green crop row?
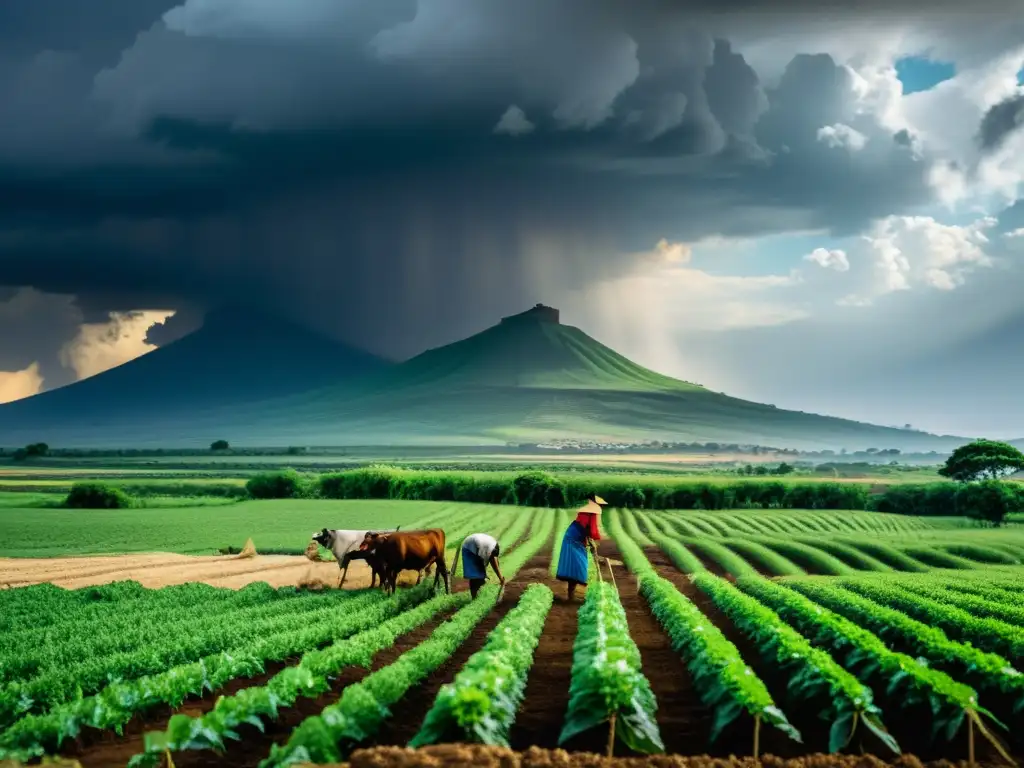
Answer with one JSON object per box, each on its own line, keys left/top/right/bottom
{"left": 559, "top": 580, "right": 664, "bottom": 754}
{"left": 0, "top": 580, "right": 303, "bottom": 657}
{"left": 128, "top": 588, "right": 468, "bottom": 768}
{"left": 128, "top": 515, "right": 554, "bottom": 767}
{"left": 409, "top": 584, "right": 554, "bottom": 747}
{"left": 691, "top": 573, "right": 896, "bottom": 753}
{"left": 0, "top": 585, "right": 432, "bottom": 762}
{"left": 261, "top": 586, "right": 504, "bottom": 767}
{"left": 0, "top": 579, "right": 256, "bottom": 633}
{"left": 0, "top": 587, "right": 347, "bottom": 689}
{"left": 783, "top": 579, "right": 1024, "bottom": 716}
{"left": 630, "top": 511, "right": 707, "bottom": 573}
{"left": 939, "top": 578, "right": 1024, "bottom": 607}
{"left": 734, "top": 578, "right": 1005, "bottom": 750}
{"left": 892, "top": 579, "right": 1024, "bottom": 627}
{"left": 606, "top": 514, "right": 800, "bottom": 749}
{"left": 837, "top": 580, "right": 1024, "bottom": 661}
{"left": 0, "top": 588, "right": 377, "bottom": 727}
{"left": 718, "top": 540, "right": 805, "bottom": 577}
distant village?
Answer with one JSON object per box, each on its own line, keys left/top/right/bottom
{"left": 511, "top": 439, "right": 943, "bottom": 462}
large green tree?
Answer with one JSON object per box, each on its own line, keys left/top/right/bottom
{"left": 939, "top": 439, "right": 1024, "bottom": 482}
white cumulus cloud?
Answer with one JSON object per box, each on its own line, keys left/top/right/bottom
{"left": 804, "top": 247, "right": 850, "bottom": 271}
{"left": 816, "top": 123, "right": 868, "bottom": 151}
{"left": 861, "top": 214, "right": 996, "bottom": 294}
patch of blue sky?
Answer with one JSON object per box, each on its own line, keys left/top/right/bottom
{"left": 691, "top": 231, "right": 848, "bottom": 276}
{"left": 895, "top": 56, "right": 956, "bottom": 95}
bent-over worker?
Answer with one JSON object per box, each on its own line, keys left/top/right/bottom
{"left": 459, "top": 532, "right": 505, "bottom": 598}
{"left": 556, "top": 495, "right": 606, "bottom": 601}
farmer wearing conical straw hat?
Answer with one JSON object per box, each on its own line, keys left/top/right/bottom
{"left": 555, "top": 494, "right": 606, "bottom": 601}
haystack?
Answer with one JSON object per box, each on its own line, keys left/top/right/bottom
{"left": 236, "top": 537, "right": 258, "bottom": 559}
{"left": 304, "top": 540, "right": 323, "bottom": 561}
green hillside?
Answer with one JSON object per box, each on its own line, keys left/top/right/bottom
{"left": 0, "top": 305, "right": 972, "bottom": 451}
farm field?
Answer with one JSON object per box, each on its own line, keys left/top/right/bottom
{"left": 0, "top": 502, "right": 1022, "bottom": 767}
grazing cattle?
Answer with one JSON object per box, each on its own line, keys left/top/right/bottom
{"left": 361, "top": 528, "right": 449, "bottom": 595}
{"left": 312, "top": 527, "right": 400, "bottom": 588}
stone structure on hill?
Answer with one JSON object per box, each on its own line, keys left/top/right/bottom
{"left": 500, "top": 303, "right": 560, "bottom": 325}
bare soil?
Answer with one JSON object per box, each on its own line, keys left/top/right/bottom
{"left": 509, "top": 555, "right": 585, "bottom": 753}
{"left": 337, "top": 745, "right": 993, "bottom": 768}
{"left": 0, "top": 553, "right": 421, "bottom": 590}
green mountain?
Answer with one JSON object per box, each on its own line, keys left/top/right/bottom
{"left": 0, "top": 304, "right": 971, "bottom": 450}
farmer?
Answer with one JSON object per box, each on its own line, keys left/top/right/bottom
{"left": 456, "top": 532, "right": 505, "bottom": 598}
{"left": 556, "top": 495, "right": 606, "bottom": 601}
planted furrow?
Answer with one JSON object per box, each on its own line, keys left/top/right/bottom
{"left": 784, "top": 578, "right": 1024, "bottom": 726}
{"left": 690, "top": 573, "right": 897, "bottom": 755}
{"left": 735, "top": 577, "right": 1012, "bottom": 762}
{"left": 839, "top": 579, "right": 1024, "bottom": 660}
{"left": 607, "top": 514, "right": 800, "bottom": 756}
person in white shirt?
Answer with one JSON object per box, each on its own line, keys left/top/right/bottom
{"left": 457, "top": 532, "right": 505, "bottom": 598}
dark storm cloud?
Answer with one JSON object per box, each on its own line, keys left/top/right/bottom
{"left": 0, "top": 0, "right": 1017, "bottom": 367}
{"left": 977, "top": 93, "right": 1024, "bottom": 152}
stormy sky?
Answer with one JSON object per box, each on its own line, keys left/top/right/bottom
{"left": 1, "top": 0, "right": 1024, "bottom": 438}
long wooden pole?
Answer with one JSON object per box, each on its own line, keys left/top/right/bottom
{"left": 607, "top": 713, "right": 617, "bottom": 757}
{"left": 969, "top": 714, "right": 975, "bottom": 768}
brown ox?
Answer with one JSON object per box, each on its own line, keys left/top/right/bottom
{"left": 361, "top": 528, "right": 449, "bottom": 595}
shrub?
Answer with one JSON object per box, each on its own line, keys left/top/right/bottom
{"left": 954, "top": 480, "right": 1019, "bottom": 526}
{"left": 319, "top": 465, "right": 399, "bottom": 499}
{"left": 65, "top": 482, "right": 136, "bottom": 509}
{"left": 210, "top": 440, "right": 230, "bottom": 451}
{"left": 619, "top": 485, "right": 646, "bottom": 508}
{"left": 246, "top": 469, "right": 310, "bottom": 499}
{"left": 511, "top": 471, "right": 564, "bottom": 507}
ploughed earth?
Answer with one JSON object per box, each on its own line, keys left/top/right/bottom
{"left": 0, "top": 553, "right": 397, "bottom": 590}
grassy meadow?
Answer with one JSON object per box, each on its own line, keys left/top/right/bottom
{"left": 0, "top": 449, "right": 1019, "bottom": 560}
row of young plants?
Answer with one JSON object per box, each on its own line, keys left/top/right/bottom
{"left": 0, "top": 588, "right": 366, "bottom": 725}
{"left": 689, "top": 573, "right": 898, "bottom": 754}
{"left": 605, "top": 514, "right": 801, "bottom": 751}
{"left": 0, "top": 579, "right": 237, "bottom": 633}
{"left": 0, "top": 586, "right": 348, "bottom": 691}
{"left": 782, "top": 579, "right": 1024, "bottom": 715}
{"left": 558, "top": 570, "right": 665, "bottom": 755}
{"left": 837, "top": 579, "right": 1024, "bottom": 660}
{"left": 408, "top": 584, "right": 554, "bottom": 747}
{"left": 0, "top": 587, "right": 422, "bottom": 761}
{"left": 0, "top": 580, "right": 302, "bottom": 656}
{"left": 733, "top": 578, "right": 1011, "bottom": 759}
{"left": 892, "top": 578, "right": 1024, "bottom": 627}
{"left": 259, "top": 584, "right": 501, "bottom": 767}
{"left": 939, "top": 577, "right": 1024, "bottom": 607}
{"left": 128, "top": 587, "right": 471, "bottom": 767}
{"left": 258, "top": 520, "right": 555, "bottom": 767}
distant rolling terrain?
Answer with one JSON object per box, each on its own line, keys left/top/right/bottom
{"left": 0, "top": 308, "right": 387, "bottom": 446}
{"left": 0, "top": 305, "right": 970, "bottom": 450}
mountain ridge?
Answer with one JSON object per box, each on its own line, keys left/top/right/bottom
{"left": 0, "top": 304, "right": 976, "bottom": 450}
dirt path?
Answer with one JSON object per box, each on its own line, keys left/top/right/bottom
{"left": 508, "top": 549, "right": 582, "bottom": 752}
{"left": 0, "top": 553, "right": 395, "bottom": 590}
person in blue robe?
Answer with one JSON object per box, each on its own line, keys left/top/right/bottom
{"left": 556, "top": 495, "right": 606, "bottom": 601}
